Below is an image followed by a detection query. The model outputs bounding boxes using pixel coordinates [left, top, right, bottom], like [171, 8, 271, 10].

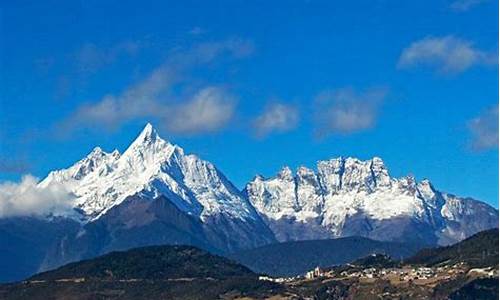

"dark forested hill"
[0, 245, 281, 300]
[406, 228, 499, 267]
[229, 236, 420, 276]
[1, 230, 498, 300]
[30, 245, 253, 281]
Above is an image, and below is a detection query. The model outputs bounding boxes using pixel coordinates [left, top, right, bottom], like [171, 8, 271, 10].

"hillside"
[1, 124, 497, 283]
[229, 236, 420, 276]
[406, 228, 499, 267]
[31, 245, 254, 281]
[0, 245, 281, 300]
[350, 253, 399, 268]
[1, 230, 498, 299]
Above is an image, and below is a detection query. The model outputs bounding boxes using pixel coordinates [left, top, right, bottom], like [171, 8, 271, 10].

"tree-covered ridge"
[229, 236, 419, 276]
[406, 228, 499, 267]
[31, 245, 254, 281]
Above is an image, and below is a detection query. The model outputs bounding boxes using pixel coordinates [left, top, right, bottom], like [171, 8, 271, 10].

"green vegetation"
[0, 229, 498, 299]
[449, 278, 499, 300]
[229, 236, 419, 276]
[406, 228, 499, 268]
[1, 245, 282, 299]
[31, 245, 254, 281]
[0, 278, 282, 300]
[350, 253, 399, 268]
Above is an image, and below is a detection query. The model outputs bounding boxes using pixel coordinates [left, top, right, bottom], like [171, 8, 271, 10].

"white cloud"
[314, 88, 387, 136]
[450, 0, 488, 12]
[0, 175, 75, 218]
[253, 102, 299, 137]
[398, 36, 496, 74]
[60, 66, 175, 132]
[75, 41, 140, 74]
[57, 38, 253, 136]
[468, 105, 499, 151]
[162, 87, 236, 134]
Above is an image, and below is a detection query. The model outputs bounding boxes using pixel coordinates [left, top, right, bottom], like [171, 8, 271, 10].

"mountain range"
[229, 236, 419, 276]
[0, 245, 280, 300]
[0, 123, 497, 282]
[1, 229, 497, 299]
[245, 157, 497, 246]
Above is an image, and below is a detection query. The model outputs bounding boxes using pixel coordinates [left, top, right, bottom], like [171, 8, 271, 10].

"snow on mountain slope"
[244, 157, 498, 245]
[39, 123, 260, 224]
[36, 124, 497, 248]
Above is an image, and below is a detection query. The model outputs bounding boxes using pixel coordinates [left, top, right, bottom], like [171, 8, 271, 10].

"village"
[259, 261, 498, 287]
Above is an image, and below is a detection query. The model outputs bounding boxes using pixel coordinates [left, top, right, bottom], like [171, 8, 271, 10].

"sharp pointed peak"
[401, 174, 416, 184]
[111, 149, 121, 158]
[277, 166, 294, 180]
[418, 178, 434, 188]
[297, 165, 313, 172]
[279, 165, 292, 173]
[90, 146, 104, 154]
[122, 122, 184, 161]
[251, 174, 266, 182]
[370, 156, 387, 171]
[84, 147, 108, 160]
[129, 122, 165, 147]
[139, 122, 158, 138]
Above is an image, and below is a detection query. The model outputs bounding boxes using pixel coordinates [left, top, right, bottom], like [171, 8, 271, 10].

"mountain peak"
[371, 156, 385, 166]
[137, 122, 159, 143]
[123, 123, 171, 157]
[277, 166, 293, 180]
[89, 146, 104, 156]
[417, 178, 436, 199]
[110, 149, 121, 159]
[252, 174, 265, 182]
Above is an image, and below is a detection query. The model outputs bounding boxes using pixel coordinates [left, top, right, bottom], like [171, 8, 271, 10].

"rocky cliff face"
[38, 123, 276, 254]
[0, 124, 496, 283]
[244, 157, 498, 245]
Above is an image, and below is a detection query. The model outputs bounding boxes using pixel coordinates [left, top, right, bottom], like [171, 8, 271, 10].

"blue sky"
[1, 0, 498, 207]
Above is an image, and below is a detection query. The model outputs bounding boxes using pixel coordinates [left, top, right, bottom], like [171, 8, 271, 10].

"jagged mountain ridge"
[36, 123, 275, 255]
[0, 123, 496, 283]
[244, 157, 498, 245]
[38, 123, 498, 247]
[39, 124, 261, 223]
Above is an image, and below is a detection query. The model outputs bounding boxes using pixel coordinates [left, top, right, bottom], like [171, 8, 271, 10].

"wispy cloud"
[75, 41, 141, 74]
[314, 87, 387, 136]
[0, 175, 75, 218]
[468, 105, 498, 151]
[253, 102, 299, 137]
[450, 0, 488, 12]
[398, 36, 496, 74]
[162, 87, 237, 134]
[37, 40, 145, 101]
[0, 158, 31, 174]
[57, 38, 253, 136]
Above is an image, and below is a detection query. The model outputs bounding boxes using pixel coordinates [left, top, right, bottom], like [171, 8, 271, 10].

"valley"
[0, 229, 497, 299]
[0, 124, 497, 283]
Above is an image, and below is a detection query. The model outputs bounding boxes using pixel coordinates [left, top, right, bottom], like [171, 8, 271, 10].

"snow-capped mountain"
[244, 157, 498, 245]
[37, 124, 498, 248]
[0, 123, 497, 282]
[40, 124, 260, 222]
[38, 123, 275, 254]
